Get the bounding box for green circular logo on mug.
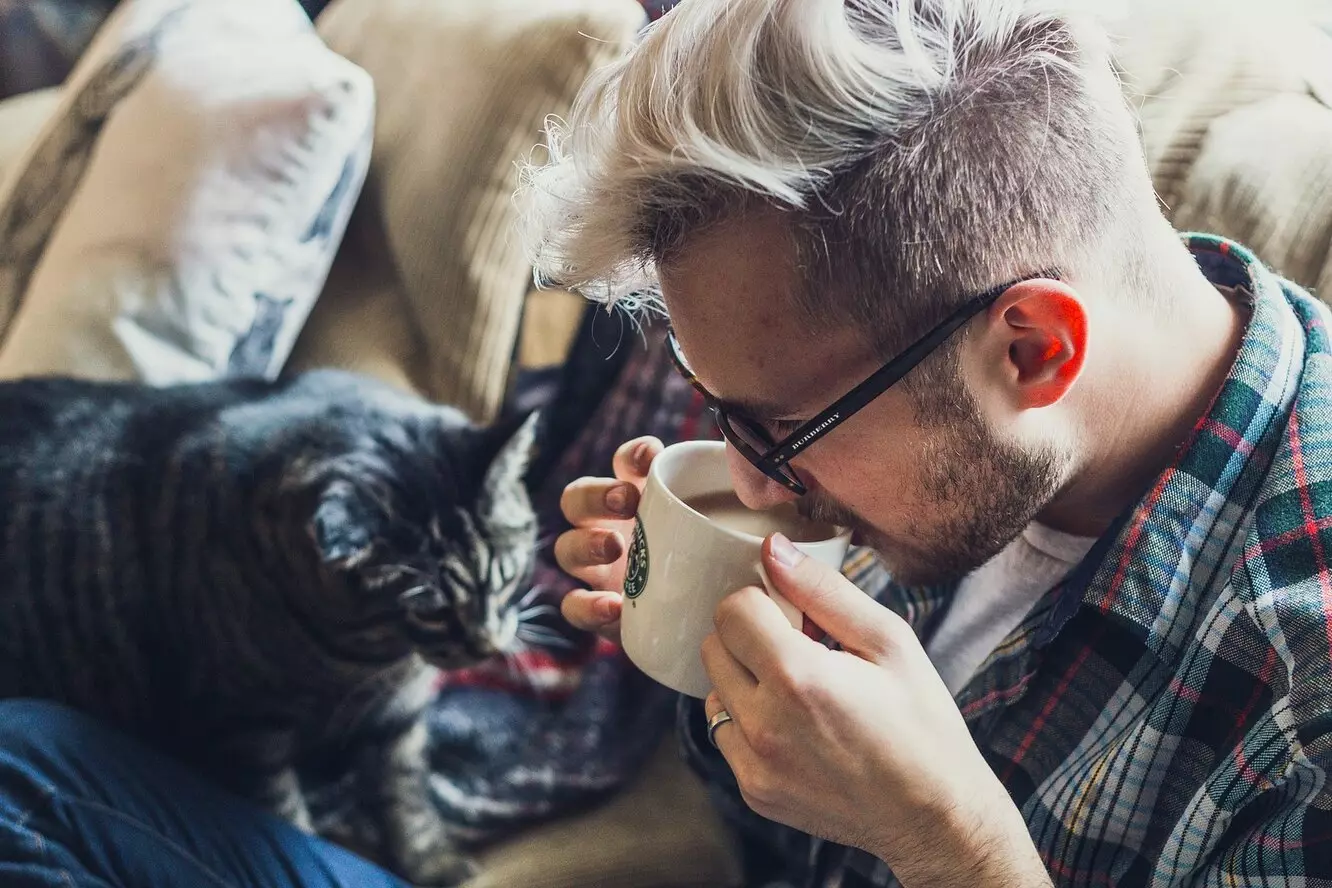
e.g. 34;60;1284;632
623;518;649;600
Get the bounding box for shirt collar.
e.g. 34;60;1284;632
1037;234;1307;658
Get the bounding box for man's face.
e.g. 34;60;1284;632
660;210;1064;587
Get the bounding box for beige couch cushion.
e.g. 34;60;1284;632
287;0;646;421
468;735;743;888
1110;0;1332;294
1171;93;1332;297
285;194;423;395
1110;2;1327;209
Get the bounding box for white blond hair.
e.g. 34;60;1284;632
519;0;1156;352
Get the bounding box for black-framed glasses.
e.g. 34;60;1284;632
666;272;1057;495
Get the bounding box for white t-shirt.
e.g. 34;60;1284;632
926;522;1097;695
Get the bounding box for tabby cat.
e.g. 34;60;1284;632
0;369;542;885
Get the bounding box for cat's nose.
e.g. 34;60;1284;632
467;634;501;659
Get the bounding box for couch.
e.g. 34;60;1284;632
0;1;1329;887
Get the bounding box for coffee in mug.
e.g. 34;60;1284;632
682;490;837;542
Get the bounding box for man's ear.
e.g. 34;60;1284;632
310;479;378;569
992;279;1088;410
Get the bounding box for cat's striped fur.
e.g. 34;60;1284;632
0;369;539;885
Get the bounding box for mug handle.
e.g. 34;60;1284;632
756;561;826;641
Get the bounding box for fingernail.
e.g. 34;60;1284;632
633;441;654;472
598;532;623;562
605;484;632;517
771;532;803;567
594;596;620;621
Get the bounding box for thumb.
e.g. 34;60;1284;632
763;532;902;662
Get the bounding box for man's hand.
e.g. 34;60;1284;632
553;436;663;642
702;534;1052;888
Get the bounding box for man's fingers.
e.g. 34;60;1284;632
762;533;905;662
557;438;659;530
560;589;622;641
561;562;624;594
704;690;755;768
611;436;663;486
554;527;625;580
713;586;809;679
701;632;758;712
560;477;640;527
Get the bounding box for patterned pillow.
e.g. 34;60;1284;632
0;0;372;383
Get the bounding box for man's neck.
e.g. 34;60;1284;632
1037;265;1250;538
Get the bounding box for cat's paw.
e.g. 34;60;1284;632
395;839;477;887
384;806;476;887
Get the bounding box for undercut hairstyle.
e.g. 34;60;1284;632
520;0;1160;399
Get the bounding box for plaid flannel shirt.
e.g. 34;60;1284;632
681;234;1332;887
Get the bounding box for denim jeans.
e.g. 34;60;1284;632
0;699;407;888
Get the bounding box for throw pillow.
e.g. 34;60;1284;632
1172;93;1332;298
0;0;373;383
1108;0;1331;218
293;0;645;422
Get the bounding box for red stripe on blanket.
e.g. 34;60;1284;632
436;638;631;700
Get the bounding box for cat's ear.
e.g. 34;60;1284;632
310;480;377;569
478;410;540;533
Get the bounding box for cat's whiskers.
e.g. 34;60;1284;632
497;651;543;689
399;584;431;603
515;583;549;609
514;624;576;651
516;620;560;641
389;564;435;586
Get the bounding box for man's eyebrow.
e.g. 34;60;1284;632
718;395;794;421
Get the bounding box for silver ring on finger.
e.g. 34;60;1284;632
707;709;735;749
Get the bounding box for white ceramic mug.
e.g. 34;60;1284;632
620;440;852;698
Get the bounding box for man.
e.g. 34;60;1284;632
522;0;1332;884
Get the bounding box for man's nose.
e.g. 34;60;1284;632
726;442;799;510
